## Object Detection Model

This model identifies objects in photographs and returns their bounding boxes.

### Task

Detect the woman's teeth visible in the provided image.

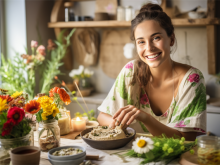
[147,53,161,59]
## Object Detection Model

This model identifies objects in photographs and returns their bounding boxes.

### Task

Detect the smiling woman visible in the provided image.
[97,3,206,141]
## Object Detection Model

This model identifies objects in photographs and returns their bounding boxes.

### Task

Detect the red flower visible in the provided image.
[1,120,14,136]
[25,100,41,114]
[0,95,13,103]
[140,94,149,105]
[7,107,25,125]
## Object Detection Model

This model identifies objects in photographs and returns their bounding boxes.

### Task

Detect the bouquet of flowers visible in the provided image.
[120,135,197,164]
[31,86,71,150]
[0,90,39,160]
[0,29,75,100]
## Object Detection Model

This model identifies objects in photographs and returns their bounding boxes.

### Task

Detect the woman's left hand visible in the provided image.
[112,105,146,128]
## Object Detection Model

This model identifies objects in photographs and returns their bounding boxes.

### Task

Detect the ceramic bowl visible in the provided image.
[48,154,86,165]
[48,146,86,160]
[80,127,136,150]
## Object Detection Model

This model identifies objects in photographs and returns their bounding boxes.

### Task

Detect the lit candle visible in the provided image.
[71,117,86,132]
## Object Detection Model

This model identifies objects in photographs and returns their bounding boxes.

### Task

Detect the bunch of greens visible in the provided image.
[119,135,197,165]
[0,29,75,100]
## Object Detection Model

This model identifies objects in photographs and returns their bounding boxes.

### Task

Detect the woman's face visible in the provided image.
[134,20,174,68]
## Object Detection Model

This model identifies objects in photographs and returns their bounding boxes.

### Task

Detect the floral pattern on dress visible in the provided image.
[194,128,206,133]
[174,121,186,127]
[125,62,133,77]
[161,110,169,118]
[140,94,150,108]
[187,73,200,87]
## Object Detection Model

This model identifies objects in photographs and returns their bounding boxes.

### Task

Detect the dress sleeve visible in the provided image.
[97,60,139,116]
[167,68,206,133]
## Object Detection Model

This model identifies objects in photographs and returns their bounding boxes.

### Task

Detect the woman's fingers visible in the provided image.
[120,108,137,127]
[113,105,131,119]
[114,106,134,126]
[126,110,141,125]
[109,119,117,129]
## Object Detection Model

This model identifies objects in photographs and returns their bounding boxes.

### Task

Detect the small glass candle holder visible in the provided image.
[197,135,220,165]
[71,117,86,132]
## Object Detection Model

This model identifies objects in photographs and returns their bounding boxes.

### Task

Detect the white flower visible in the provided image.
[84,68,94,76]
[69,65,85,78]
[132,136,154,154]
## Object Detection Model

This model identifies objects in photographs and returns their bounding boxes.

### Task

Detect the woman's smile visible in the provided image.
[145,52,162,60]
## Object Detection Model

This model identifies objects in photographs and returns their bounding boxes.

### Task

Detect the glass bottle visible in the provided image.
[117,6,125,21]
[125,6,133,21]
[197,135,220,165]
[64,2,74,22]
[38,119,60,151]
[58,109,70,135]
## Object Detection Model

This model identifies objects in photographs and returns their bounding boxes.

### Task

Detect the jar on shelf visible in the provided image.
[125,6,133,21]
[38,119,60,151]
[197,135,220,165]
[117,6,125,21]
[58,109,70,135]
[0,131,33,161]
[64,2,74,22]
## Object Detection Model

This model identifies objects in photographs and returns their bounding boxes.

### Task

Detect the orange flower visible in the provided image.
[62,81,66,86]
[25,100,41,114]
[49,87,59,97]
[54,76,58,80]
[57,88,71,105]
[0,95,13,103]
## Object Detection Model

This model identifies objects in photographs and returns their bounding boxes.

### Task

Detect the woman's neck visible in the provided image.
[149,58,173,85]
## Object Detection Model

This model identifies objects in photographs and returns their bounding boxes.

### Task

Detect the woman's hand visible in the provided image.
[111,105,146,128]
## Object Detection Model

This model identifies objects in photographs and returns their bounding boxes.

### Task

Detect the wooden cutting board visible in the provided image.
[99,29,137,79]
[179,147,199,165]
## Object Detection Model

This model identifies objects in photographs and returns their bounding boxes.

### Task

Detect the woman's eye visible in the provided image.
[138,41,144,44]
[153,36,160,40]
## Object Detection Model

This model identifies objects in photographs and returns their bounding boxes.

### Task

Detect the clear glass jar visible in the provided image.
[125,6,133,21]
[79,77,92,89]
[0,131,33,161]
[58,110,70,135]
[38,119,60,151]
[117,6,125,21]
[197,136,220,165]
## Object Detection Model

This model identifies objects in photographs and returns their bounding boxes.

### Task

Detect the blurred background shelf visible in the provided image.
[48,18,220,28]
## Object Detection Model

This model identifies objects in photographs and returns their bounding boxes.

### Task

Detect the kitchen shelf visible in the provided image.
[48,18,220,28]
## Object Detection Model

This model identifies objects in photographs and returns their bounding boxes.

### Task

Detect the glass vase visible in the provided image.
[38,119,60,151]
[79,77,91,89]
[0,131,33,162]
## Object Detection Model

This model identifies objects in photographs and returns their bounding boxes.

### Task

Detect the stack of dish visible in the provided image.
[48,146,86,165]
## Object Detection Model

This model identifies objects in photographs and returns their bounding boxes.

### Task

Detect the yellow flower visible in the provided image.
[11,91,23,99]
[41,112,48,120]
[181,137,185,142]
[0,98,8,111]
[155,142,160,147]
[52,105,59,117]
[181,146,185,151]
[163,144,169,151]
[190,149,195,155]
[168,148,173,154]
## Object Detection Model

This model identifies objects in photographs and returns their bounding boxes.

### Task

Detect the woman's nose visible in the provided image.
[145,41,154,51]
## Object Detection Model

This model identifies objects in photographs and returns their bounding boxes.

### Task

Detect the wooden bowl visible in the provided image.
[80,127,136,150]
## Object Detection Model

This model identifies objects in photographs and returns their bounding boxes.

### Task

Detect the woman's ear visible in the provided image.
[170,33,175,46]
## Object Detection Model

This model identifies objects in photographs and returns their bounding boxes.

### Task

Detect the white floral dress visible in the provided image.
[98,60,206,133]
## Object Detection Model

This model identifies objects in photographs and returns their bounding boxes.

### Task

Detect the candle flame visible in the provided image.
[76,117,81,121]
